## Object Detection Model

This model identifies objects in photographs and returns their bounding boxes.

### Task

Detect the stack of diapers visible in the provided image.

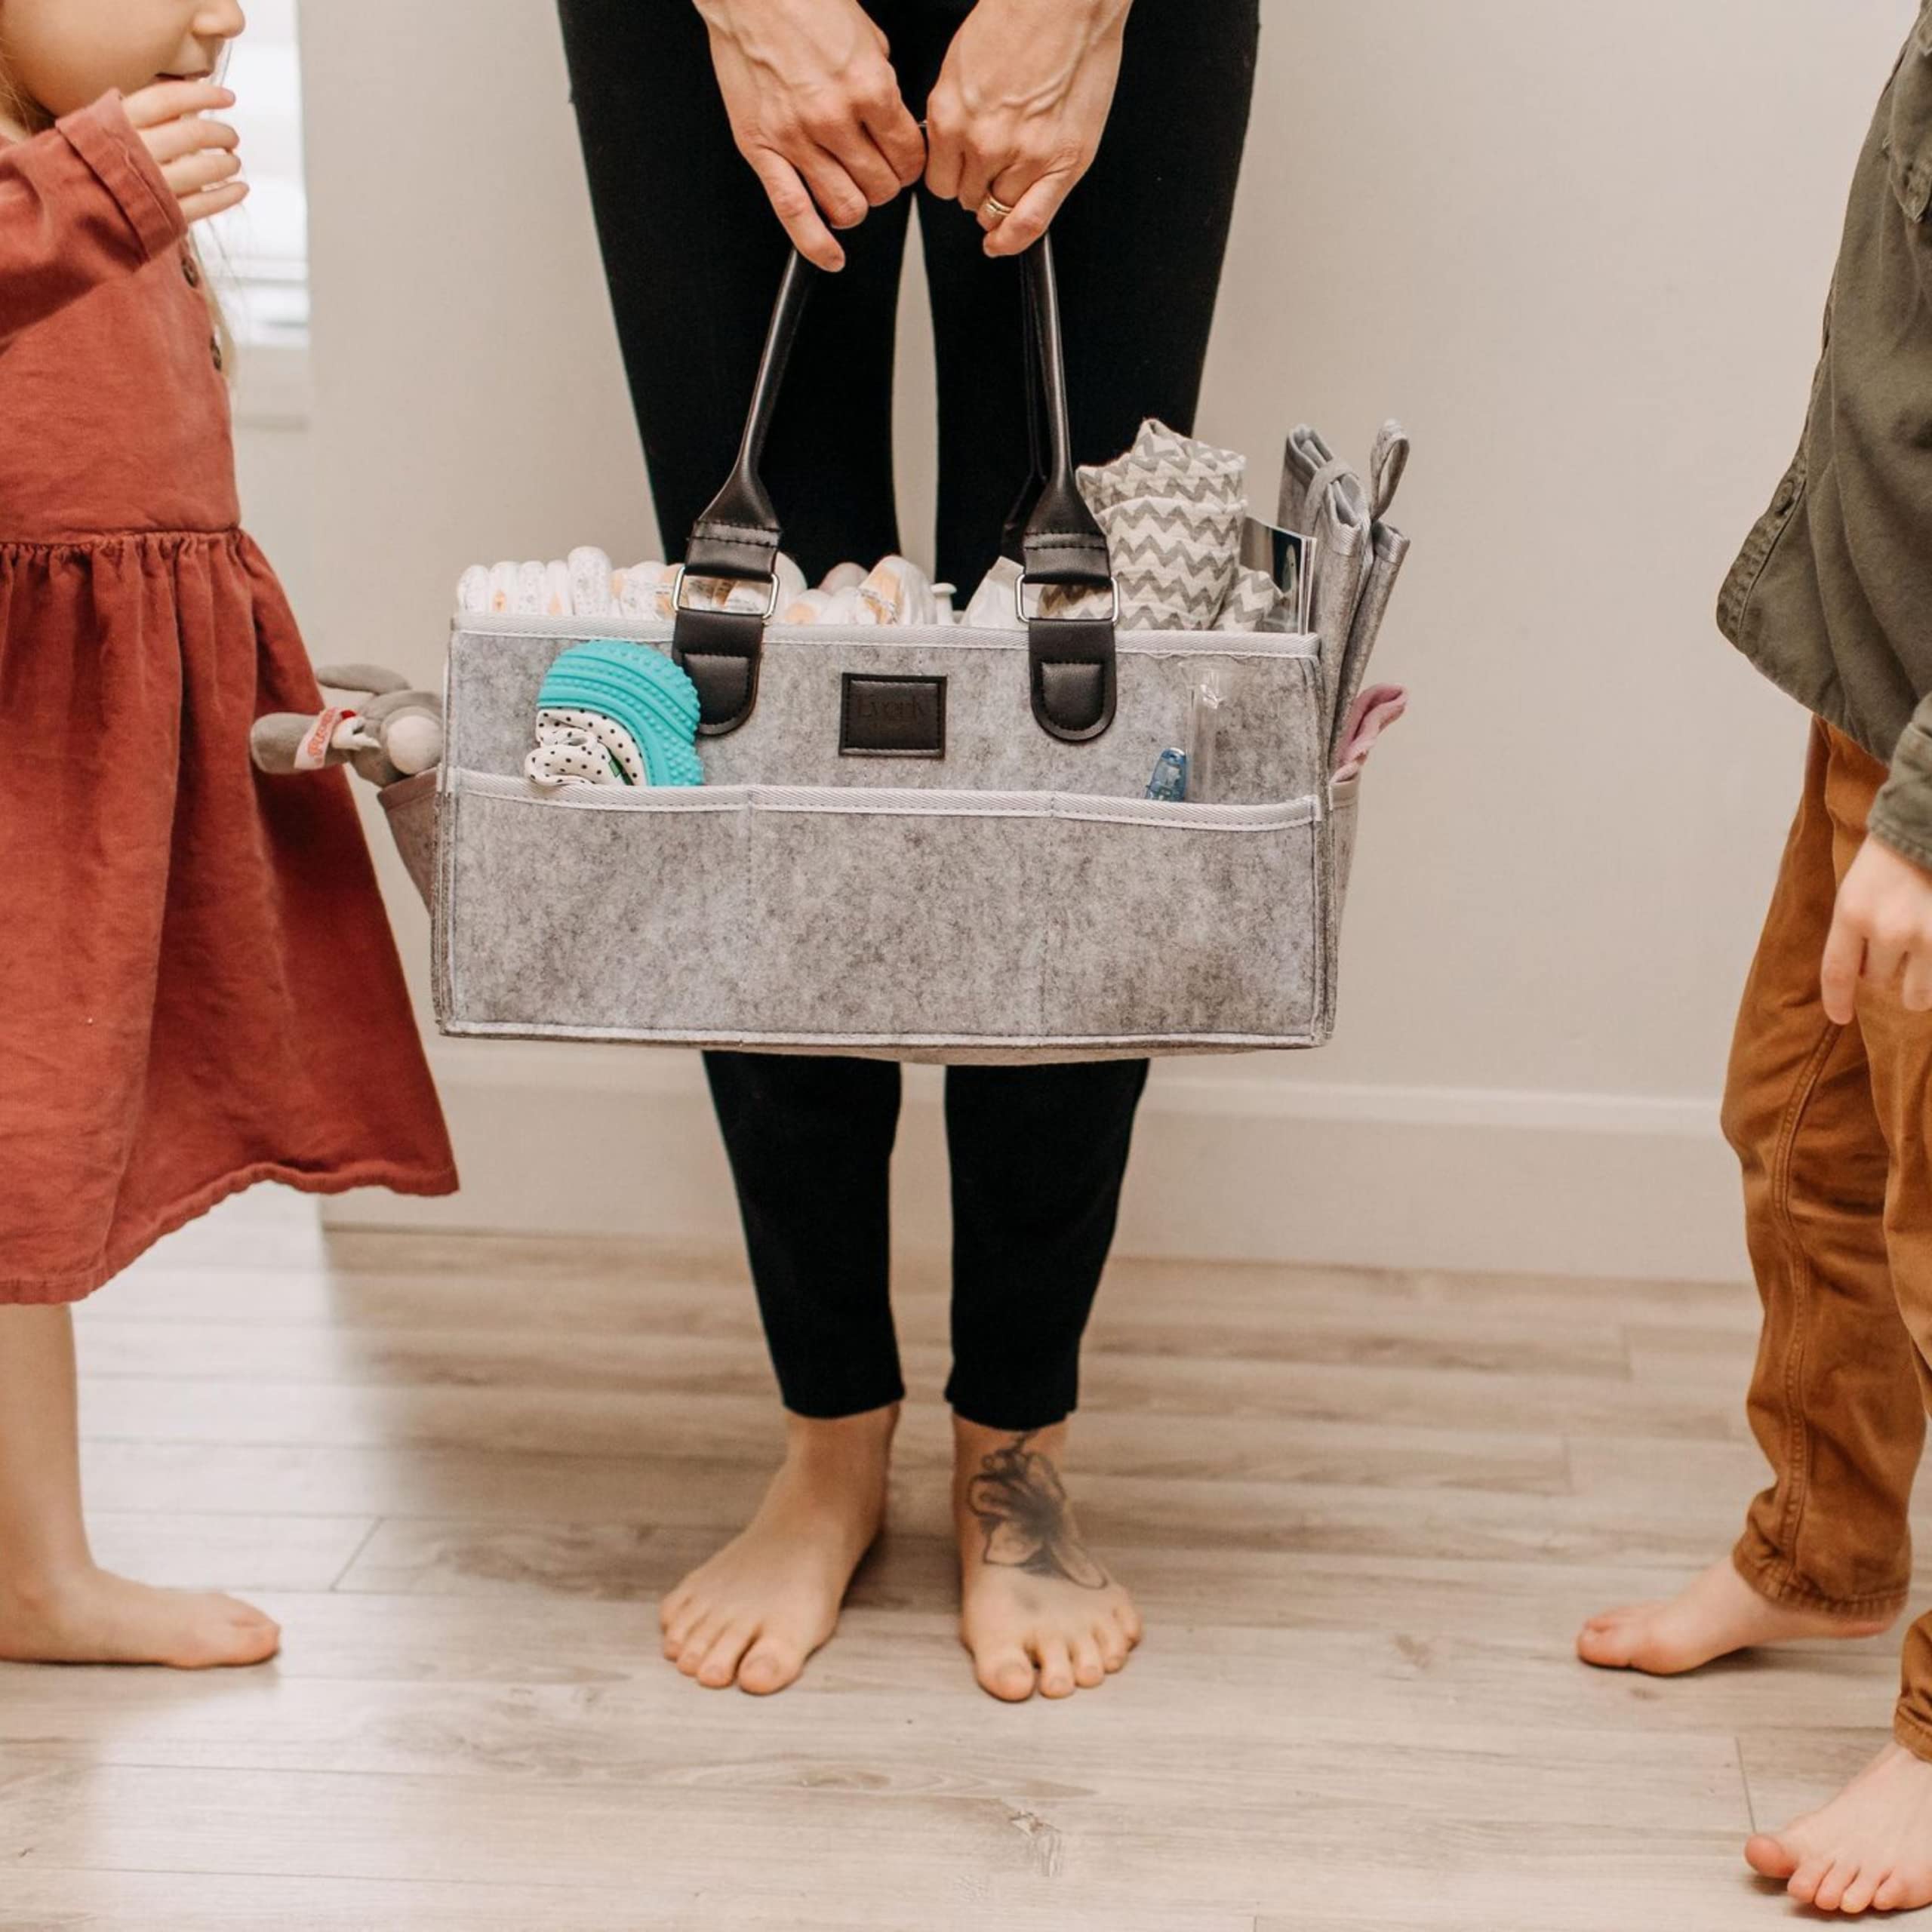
[457,549,801,623]
[780,555,949,626]
[456,548,955,627]
[525,639,704,792]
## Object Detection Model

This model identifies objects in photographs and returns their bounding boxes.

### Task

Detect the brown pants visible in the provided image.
[1727,718,1932,1756]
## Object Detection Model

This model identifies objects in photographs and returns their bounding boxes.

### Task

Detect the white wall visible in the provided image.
[289,0,1921,1280]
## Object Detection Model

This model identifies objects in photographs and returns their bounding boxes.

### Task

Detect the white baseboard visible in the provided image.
[325,1042,1746,1284]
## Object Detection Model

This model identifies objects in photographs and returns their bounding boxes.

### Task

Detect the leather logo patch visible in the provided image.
[839,674,947,758]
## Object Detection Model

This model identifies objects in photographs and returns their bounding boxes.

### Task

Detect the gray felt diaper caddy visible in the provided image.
[414,238,1410,1064]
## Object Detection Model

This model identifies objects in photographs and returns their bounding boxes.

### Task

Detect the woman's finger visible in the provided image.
[832,65,924,195]
[121,80,233,129]
[746,149,845,272]
[923,114,964,202]
[982,168,1075,256]
[178,180,248,227]
[953,145,1000,220]
[813,119,908,209]
[862,94,928,189]
[790,144,872,233]
[976,158,1044,229]
[162,149,243,199]
[140,115,239,168]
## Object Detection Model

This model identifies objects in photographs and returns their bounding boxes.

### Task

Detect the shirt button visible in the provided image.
[182,253,202,289]
[211,334,224,372]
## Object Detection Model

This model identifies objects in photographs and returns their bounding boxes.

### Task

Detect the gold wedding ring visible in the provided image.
[982,193,1015,221]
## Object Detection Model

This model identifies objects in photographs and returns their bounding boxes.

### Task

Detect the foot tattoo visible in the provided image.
[966,1431,1110,1590]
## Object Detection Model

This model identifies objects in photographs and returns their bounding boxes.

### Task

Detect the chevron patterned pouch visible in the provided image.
[1078,419,1280,632]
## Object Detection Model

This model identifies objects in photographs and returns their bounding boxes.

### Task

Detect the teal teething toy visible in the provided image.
[536,640,703,787]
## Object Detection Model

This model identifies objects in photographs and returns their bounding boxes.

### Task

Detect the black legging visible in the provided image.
[558,0,1260,1432]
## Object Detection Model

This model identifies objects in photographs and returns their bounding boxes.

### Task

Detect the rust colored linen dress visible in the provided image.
[0,93,457,1303]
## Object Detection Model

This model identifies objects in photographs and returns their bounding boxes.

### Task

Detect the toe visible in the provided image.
[1788,1856,1832,1906]
[181,1595,279,1669]
[1839,1868,1881,1916]
[1112,1603,1143,1648]
[1035,1638,1076,1700]
[1870,1869,1932,1912]
[694,1621,756,1689]
[1576,1617,1637,1667]
[974,1643,1037,1703]
[1814,1862,1855,1913]
[1071,1632,1107,1689]
[738,1641,804,1697]
[1745,1832,1802,1881]
[675,1614,719,1676]
[223,1602,281,1659]
[236,1617,281,1665]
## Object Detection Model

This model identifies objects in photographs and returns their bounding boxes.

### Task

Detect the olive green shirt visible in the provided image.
[1719,11,1932,869]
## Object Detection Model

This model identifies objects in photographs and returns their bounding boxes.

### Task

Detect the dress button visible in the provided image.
[182,253,201,289]
[210,334,224,373]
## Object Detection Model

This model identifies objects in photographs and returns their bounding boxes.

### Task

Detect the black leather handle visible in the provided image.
[671,248,814,737]
[672,235,1117,742]
[1010,235,1115,742]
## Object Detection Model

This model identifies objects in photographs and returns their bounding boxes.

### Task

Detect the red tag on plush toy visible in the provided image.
[294,707,356,773]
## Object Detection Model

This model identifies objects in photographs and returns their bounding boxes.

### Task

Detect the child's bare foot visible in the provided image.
[1577,1556,1893,1675]
[659,1404,896,1695]
[0,1565,280,1669]
[953,1417,1141,1703]
[1746,1741,1932,1915]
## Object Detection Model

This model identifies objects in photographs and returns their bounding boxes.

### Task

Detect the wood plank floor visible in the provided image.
[0,1190,1921,1930]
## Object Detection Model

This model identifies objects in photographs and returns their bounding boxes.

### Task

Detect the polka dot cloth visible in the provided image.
[524,639,704,791]
[525,708,648,790]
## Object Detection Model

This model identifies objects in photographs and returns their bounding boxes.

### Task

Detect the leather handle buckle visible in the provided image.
[1014,572,1120,626]
[669,563,782,623]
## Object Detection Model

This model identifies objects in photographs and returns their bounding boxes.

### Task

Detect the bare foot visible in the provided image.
[953,1417,1142,1703]
[659,1404,896,1695]
[1577,1556,1893,1675]
[1746,1742,1932,1915]
[0,1566,280,1669]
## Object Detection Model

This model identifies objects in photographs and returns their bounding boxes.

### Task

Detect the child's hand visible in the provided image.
[122,81,247,226]
[1822,836,1932,1020]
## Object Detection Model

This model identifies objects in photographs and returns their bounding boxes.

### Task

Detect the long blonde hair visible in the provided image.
[0,42,233,377]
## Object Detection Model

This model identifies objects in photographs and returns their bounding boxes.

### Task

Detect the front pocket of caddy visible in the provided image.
[1043,795,1326,1044]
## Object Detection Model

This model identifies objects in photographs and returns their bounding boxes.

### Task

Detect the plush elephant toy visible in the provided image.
[251,664,443,789]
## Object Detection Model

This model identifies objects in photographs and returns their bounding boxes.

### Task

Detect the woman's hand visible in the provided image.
[122,81,247,226]
[696,0,927,272]
[1822,836,1932,1020]
[924,0,1132,256]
